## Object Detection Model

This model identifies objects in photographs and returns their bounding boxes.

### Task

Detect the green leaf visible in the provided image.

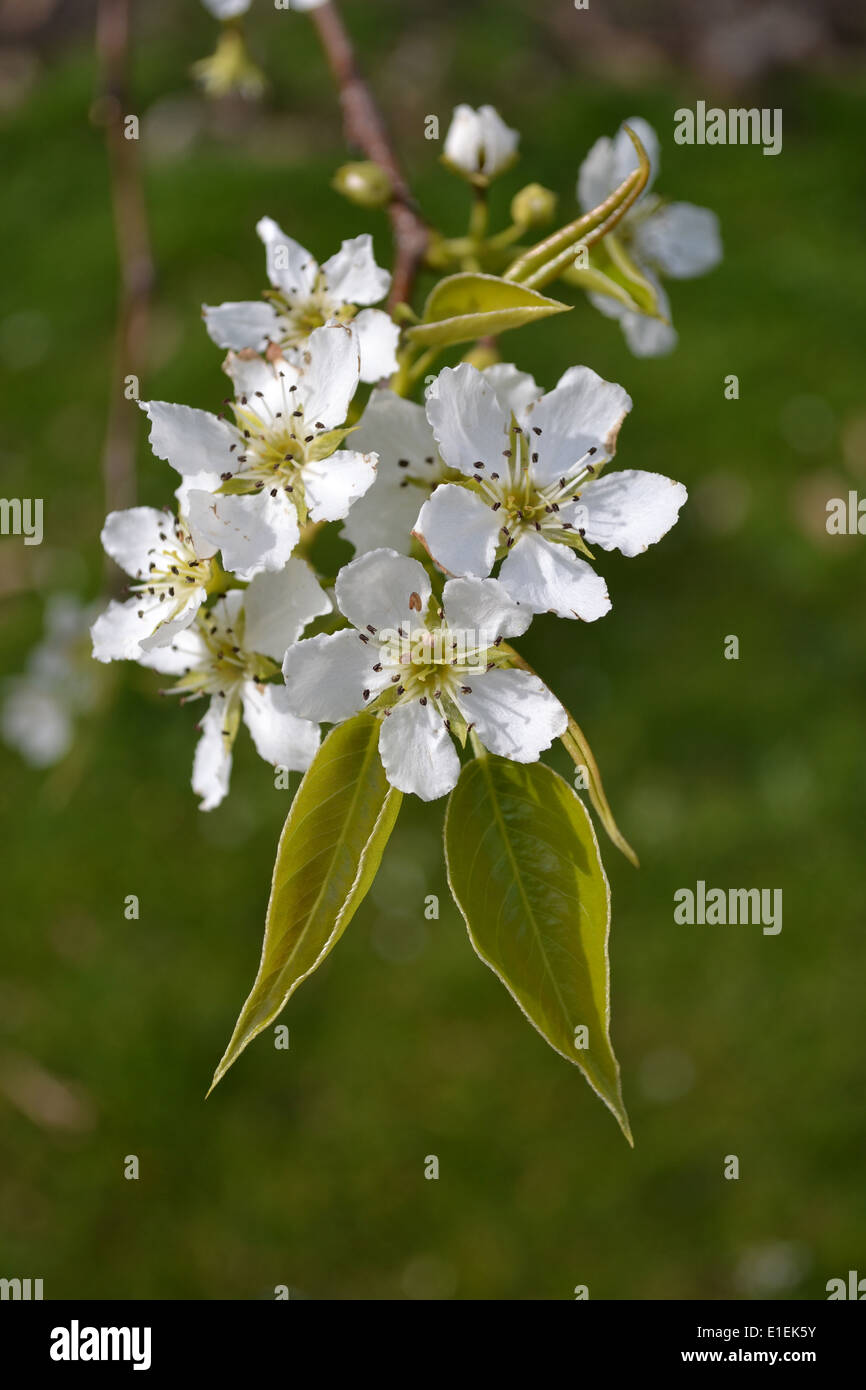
[407,272,569,349]
[559,260,646,312]
[561,715,639,869]
[209,713,401,1092]
[505,124,651,292]
[601,233,664,316]
[444,754,631,1143]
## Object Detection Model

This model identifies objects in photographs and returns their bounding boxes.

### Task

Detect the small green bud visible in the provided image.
[332,161,393,209]
[511,183,558,229]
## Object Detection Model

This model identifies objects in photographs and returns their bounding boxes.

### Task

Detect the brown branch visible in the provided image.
[95,0,154,533]
[309,1,428,311]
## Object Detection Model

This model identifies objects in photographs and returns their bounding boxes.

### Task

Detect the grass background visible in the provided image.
[0,0,864,1299]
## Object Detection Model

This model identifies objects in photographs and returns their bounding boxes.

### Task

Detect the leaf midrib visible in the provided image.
[473,757,573,1034]
[267,722,383,979]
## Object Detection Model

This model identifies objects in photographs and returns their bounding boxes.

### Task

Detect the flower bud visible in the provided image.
[511,183,557,229]
[332,161,393,209]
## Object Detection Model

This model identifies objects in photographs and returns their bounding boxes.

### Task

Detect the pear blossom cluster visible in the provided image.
[81,102,703,807]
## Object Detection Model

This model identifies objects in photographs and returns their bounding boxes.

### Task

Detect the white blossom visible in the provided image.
[141,323,377,582]
[141,559,329,810]
[443,104,519,181]
[413,362,687,619]
[341,364,543,557]
[577,116,722,356]
[91,507,216,661]
[2,595,100,767]
[282,548,565,801]
[203,218,399,383]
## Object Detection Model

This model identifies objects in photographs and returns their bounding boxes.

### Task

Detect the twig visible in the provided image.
[95,0,154,533]
[309,1,428,310]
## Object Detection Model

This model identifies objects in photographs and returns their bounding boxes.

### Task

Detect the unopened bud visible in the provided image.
[332,161,393,209]
[511,183,557,229]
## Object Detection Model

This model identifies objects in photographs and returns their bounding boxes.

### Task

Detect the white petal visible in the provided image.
[282,629,386,722]
[378,700,460,800]
[577,134,616,214]
[295,322,360,429]
[201,0,250,18]
[241,681,320,768]
[341,389,441,554]
[137,625,208,675]
[477,105,520,177]
[256,217,318,298]
[498,532,610,621]
[577,116,660,212]
[352,308,400,382]
[442,576,531,644]
[443,104,518,179]
[175,470,220,517]
[425,363,510,476]
[186,488,300,582]
[443,104,483,175]
[619,305,678,358]
[414,483,501,579]
[140,400,236,479]
[351,388,441,480]
[631,201,722,279]
[340,475,423,557]
[192,697,233,812]
[90,590,203,662]
[527,366,632,485]
[202,300,281,352]
[335,548,431,635]
[1,682,72,767]
[321,234,391,306]
[243,557,332,660]
[138,594,207,652]
[100,506,174,579]
[585,288,626,323]
[302,449,377,523]
[577,469,687,556]
[481,362,542,416]
[454,668,566,762]
[223,349,290,398]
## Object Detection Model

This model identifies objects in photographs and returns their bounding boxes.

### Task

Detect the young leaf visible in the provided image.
[561,715,639,869]
[495,640,637,867]
[209,713,401,1092]
[444,754,632,1143]
[505,124,651,292]
[407,272,569,349]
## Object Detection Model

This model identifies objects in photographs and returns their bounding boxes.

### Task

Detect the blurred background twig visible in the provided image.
[93,0,153,533]
[309,0,428,308]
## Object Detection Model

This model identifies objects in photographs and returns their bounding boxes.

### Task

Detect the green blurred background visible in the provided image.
[1,0,865,1299]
